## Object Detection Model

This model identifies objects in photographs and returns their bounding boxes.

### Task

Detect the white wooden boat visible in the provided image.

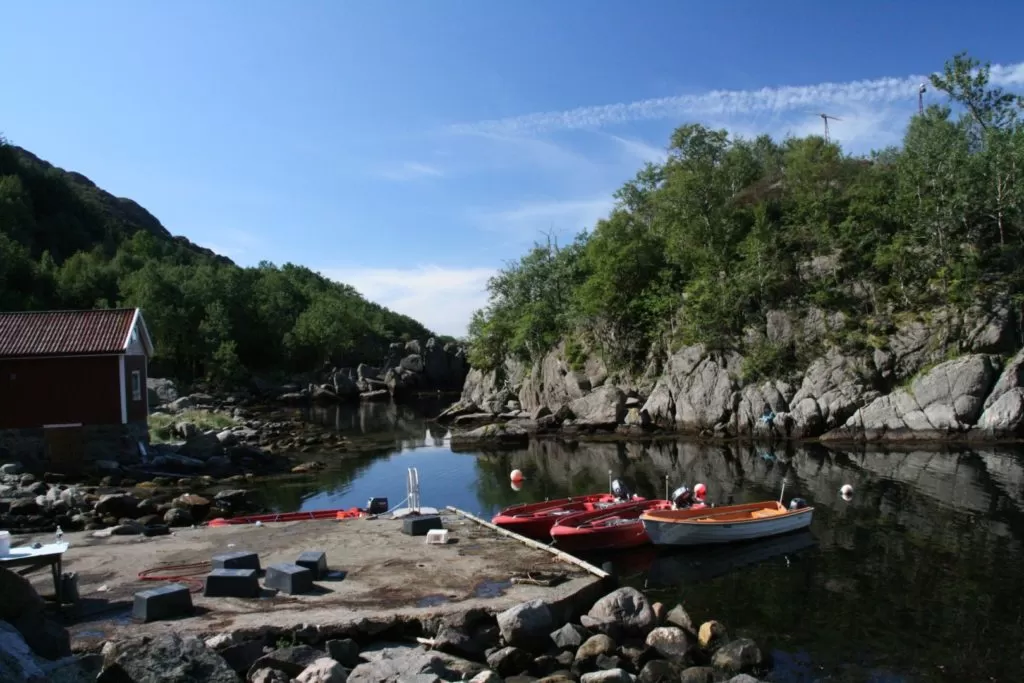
[639,499,813,546]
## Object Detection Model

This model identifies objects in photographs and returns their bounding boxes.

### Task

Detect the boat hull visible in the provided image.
[641,503,813,546]
[551,500,701,552]
[492,494,635,539]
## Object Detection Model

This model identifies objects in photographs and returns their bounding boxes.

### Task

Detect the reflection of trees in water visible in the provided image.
[472,439,1024,682]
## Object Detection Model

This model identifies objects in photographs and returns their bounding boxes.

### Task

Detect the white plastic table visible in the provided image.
[0,542,70,605]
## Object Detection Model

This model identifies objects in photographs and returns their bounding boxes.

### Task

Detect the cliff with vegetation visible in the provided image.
[0,136,462,392]
[450,52,1024,443]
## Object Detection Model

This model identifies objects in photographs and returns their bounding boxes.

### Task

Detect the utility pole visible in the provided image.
[918,82,926,115]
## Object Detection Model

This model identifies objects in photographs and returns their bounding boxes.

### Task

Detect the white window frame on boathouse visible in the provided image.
[131,370,142,401]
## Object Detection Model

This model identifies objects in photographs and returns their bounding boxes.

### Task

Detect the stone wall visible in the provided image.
[0,421,148,473]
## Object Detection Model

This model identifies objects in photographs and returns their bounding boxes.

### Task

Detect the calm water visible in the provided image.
[253,403,1024,683]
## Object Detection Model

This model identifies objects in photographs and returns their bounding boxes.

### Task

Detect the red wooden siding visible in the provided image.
[0,356,121,429]
[124,354,149,423]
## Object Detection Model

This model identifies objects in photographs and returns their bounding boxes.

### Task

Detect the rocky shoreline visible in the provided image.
[444,305,1024,447]
[0,387,423,536]
[2,562,770,683]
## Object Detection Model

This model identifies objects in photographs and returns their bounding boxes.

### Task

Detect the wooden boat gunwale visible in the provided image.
[639,500,813,526]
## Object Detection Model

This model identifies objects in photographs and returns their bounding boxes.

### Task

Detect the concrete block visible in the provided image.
[204,568,261,598]
[367,497,389,514]
[402,514,443,536]
[133,583,193,622]
[265,563,314,595]
[211,550,261,571]
[295,550,328,579]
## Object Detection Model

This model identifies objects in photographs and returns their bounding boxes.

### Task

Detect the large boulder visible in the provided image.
[641,346,739,435]
[580,587,657,639]
[496,599,555,650]
[100,633,239,682]
[822,354,1001,441]
[0,568,70,661]
[569,385,627,427]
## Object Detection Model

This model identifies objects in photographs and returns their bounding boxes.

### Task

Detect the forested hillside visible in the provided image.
[0,139,436,384]
[467,52,1024,382]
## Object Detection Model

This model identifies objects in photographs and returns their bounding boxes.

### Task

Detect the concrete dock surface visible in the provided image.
[12,509,602,649]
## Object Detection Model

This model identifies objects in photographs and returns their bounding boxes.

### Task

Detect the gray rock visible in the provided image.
[550,623,587,650]
[469,672,503,683]
[984,347,1024,410]
[823,354,1000,441]
[711,638,763,675]
[295,657,349,683]
[1,463,24,475]
[486,646,532,677]
[975,388,1024,436]
[575,634,616,662]
[347,645,478,683]
[101,633,239,682]
[640,346,738,434]
[580,669,635,683]
[497,599,555,649]
[250,669,290,683]
[248,645,324,680]
[167,396,194,413]
[580,587,656,639]
[679,666,716,683]
[644,626,694,662]
[638,659,683,683]
[450,424,530,450]
[147,378,179,406]
[569,385,627,427]
[94,493,140,518]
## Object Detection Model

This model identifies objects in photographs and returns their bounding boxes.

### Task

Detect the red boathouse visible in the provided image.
[0,308,154,472]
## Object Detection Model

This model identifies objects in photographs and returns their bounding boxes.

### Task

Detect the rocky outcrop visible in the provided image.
[75,588,770,683]
[449,304,1024,443]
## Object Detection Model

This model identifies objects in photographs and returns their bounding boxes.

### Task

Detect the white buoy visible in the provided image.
[840,484,854,499]
[510,469,524,482]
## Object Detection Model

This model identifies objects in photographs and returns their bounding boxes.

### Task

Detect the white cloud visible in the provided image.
[319,265,497,338]
[449,60,1024,137]
[471,196,615,243]
[605,134,668,166]
[376,161,444,181]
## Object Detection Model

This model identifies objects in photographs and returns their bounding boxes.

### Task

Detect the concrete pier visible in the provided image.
[14,508,607,649]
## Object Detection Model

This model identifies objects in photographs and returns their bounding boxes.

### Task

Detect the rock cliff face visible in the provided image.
[446,303,1024,442]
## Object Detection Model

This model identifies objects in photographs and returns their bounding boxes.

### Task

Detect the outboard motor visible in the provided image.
[789,497,809,510]
[611,478,632,501]
[671,485,693,509]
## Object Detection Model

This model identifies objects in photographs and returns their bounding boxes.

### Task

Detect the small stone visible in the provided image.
[550,623,587,650]
[295,657,349,683]
[651,602,666,623]
[638,660,682,683]
[665,604,695,633]
[679,665,716,683]
[470,672,502,683]
[580,669,634,683]
[711,638,763,674]
[486,646,533,677]
[645,626,694,662]
[576,634,616,661]
[697,621,728,651]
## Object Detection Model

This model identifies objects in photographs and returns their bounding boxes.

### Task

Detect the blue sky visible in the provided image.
[3,1,1024,337]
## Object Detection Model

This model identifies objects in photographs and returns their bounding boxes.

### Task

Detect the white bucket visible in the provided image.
[0,530,10,556]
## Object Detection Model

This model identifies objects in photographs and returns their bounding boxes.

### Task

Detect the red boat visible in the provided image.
[491,493,643,539]
[550,499,708,552]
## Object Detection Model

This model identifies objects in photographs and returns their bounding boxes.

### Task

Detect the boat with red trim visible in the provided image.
[491,478,643,539]
[550,483,710,552]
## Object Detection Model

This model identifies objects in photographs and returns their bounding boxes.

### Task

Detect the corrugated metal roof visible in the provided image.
[0,308,138,358]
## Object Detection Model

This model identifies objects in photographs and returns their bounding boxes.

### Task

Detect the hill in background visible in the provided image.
[0,137,440,385]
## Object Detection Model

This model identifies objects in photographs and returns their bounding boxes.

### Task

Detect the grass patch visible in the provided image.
[149,409,239,443]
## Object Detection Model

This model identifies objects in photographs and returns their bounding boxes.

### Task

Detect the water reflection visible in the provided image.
[250,430,1024,682]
